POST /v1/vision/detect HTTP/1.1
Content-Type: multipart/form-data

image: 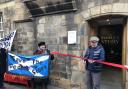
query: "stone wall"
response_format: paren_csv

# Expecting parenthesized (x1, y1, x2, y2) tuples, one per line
(0, 0, 128, 89)
(35, 13, 87, 89)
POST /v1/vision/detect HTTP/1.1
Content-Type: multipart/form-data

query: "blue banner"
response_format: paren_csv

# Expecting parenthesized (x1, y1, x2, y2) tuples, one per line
(7, 53, 50, 78)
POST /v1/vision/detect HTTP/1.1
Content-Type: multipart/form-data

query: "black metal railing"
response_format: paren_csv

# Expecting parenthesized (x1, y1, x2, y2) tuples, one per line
(23, 0, 77, 17)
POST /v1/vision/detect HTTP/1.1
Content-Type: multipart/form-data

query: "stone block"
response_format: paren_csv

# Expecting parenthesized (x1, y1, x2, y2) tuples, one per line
(71, 83, 81, 89)
(47, 45, 59, 51)
(50, 71, 60, 80)
(80, 36, 85, 50)
(56, 79, 71, 89)
(102, 0, 113, 4)
(58, 29, 67, 37)
(66, 24, 78, 31)
(74, 14, 83, 24)
(71, 71, 85, 83)
(126, 71, 128, 81)
(46, 15, 62, 26)
(81, 10, 90, 19)
(112, 3, 128, 13)
(68, 45, 81, 50)
(126, 82, 128, 89)
(71, 60, 79, 65)
(59, 72, 68, 79)
(90, 6, 100, 16)
(13, 2, 30, 21)
(72, 65, 79, 71)
(38, 17, 46, 24)
(69, 51, 81, 56)
(78, 60, 85, 72)
(101, 4, 112, 13)
(37, 24, 45, 33)
(88, 2, 95, 8)
(59, 45, 67, 52)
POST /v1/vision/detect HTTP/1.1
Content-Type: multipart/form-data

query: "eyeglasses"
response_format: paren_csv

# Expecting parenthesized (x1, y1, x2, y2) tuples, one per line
(90, 41, 98, 43)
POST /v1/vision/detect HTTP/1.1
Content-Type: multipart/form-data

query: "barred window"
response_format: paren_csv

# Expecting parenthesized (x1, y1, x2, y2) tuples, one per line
(0, 14, 4, 39)
(24, 0, 77, 17)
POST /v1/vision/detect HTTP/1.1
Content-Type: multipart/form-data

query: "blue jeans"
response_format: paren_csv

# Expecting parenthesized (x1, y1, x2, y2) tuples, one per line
(86, 70, 101, 89)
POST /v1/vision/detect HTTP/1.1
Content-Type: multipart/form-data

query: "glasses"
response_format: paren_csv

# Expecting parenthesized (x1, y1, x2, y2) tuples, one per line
(90, 41, 98, 43)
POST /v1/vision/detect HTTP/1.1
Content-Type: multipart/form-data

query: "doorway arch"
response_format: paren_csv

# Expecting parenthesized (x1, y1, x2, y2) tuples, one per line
(85, 15, 127, 89)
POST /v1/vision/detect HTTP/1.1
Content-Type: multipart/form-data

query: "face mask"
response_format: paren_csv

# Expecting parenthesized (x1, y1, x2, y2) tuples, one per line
(38, 45, 46, 50)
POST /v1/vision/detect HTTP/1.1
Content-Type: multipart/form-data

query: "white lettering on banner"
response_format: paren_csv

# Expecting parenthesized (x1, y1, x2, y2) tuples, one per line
(8, 53, 49, 77)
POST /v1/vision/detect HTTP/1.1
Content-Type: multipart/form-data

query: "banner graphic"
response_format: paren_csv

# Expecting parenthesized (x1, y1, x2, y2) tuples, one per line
(0, 30, 16, 51)
(8, 53, 50, 77)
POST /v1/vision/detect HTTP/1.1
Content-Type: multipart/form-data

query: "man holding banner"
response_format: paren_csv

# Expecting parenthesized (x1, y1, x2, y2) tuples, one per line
(84, 36, 105, 89)
(0, 44, 7, 89)
(29, 42, 54, 89)
(0, 30, 16, 89)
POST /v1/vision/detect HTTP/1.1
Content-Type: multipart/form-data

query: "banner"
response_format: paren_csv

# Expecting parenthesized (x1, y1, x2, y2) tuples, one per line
(8, 53, 50, 77)
(0, 30, 16, 51)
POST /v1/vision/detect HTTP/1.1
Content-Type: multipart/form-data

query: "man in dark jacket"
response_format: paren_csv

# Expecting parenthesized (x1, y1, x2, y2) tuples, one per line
(84, 36, 105, 89)
(0, 46, 7, 89)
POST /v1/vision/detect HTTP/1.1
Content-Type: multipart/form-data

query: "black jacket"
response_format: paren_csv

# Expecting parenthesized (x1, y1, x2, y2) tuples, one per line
(0, 48, 7, 74)
(84, 44, 105, 72)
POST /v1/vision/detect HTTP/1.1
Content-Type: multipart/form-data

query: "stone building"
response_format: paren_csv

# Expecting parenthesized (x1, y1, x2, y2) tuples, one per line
(0, 0, 128, 89)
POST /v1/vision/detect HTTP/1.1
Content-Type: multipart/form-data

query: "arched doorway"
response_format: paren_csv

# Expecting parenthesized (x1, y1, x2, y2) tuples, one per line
(88, 15, 126, 89)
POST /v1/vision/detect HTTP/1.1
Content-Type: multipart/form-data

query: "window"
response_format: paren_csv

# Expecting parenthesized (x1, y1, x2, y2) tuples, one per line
(0, 14, 4, 39)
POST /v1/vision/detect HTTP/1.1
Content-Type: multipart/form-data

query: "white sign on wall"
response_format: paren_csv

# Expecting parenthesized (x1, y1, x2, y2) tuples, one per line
(68, 31, 77, 44)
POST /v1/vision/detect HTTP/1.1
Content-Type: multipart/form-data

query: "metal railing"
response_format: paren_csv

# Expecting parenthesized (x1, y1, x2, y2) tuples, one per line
(24, 0, 77, 17)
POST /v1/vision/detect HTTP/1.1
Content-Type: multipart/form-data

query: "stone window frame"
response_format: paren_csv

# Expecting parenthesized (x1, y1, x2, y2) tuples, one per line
(0, 14, 4, 39)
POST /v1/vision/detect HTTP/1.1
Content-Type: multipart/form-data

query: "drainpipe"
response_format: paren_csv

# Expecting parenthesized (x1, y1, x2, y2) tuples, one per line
(32, 18, 38, 50)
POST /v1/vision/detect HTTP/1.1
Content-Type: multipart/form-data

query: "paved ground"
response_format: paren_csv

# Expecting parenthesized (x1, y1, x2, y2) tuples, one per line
(3, 67, 123, 89)
(4, 83, 63, 89)
(101, 66, 123, 89)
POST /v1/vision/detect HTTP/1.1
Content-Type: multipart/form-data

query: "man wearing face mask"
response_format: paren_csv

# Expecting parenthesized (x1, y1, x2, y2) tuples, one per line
(84, 36, 105, 89)
(29, 42, 54, 89)
(34, 42, 50, 55)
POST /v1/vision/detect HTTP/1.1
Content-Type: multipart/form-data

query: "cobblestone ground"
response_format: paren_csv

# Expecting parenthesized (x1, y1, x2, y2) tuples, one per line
(4, 82, 63, 89)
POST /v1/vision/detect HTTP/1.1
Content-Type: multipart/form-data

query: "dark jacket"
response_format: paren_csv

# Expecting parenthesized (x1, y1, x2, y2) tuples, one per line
(0, 48, 7, 74)
(84, 44, 105, 72)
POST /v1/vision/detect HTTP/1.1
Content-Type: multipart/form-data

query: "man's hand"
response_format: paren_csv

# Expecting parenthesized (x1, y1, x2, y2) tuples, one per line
(82, 57, 87, 63)
(88, 59, 95, 63)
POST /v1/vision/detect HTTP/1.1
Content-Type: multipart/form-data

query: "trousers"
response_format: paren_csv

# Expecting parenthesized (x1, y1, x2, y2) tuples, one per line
(0, 73, 4, 87)
(86, 70, 101, 89)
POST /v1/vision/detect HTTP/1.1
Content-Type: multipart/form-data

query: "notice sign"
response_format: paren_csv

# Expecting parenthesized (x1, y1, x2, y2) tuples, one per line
(68, 31, 77, 44)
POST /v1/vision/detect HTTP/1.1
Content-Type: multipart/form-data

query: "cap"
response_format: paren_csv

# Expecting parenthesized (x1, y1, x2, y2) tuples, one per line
(90, 36, 99, 41)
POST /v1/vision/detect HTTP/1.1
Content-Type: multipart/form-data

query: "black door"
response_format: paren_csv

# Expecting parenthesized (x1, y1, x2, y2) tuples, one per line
(98, 25, 123, 64)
